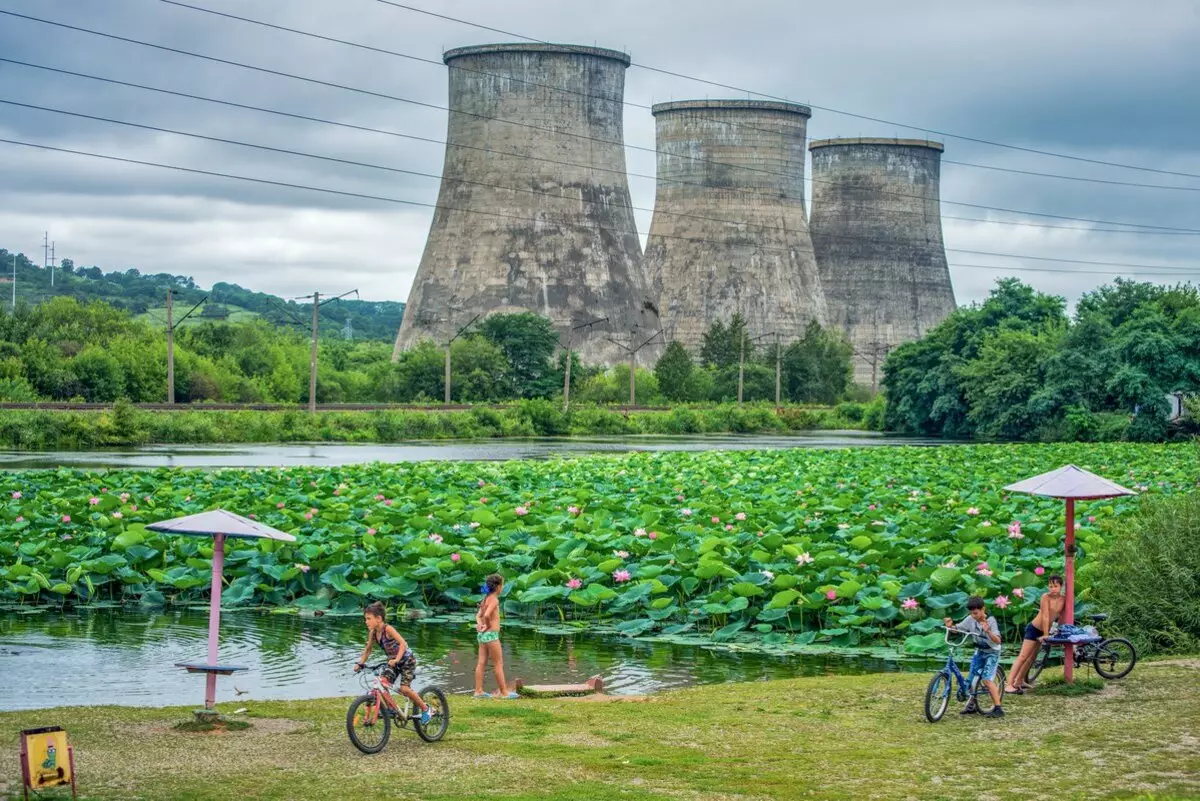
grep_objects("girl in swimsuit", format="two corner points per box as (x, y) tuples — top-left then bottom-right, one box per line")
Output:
(1006, 575), (1066, 693)
(474, 574), (517, 699)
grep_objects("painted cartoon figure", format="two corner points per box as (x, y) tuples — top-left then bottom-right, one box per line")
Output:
(41, 743), (56, 770)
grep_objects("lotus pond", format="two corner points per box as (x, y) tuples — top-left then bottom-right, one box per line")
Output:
(1, 443), (1196, 655)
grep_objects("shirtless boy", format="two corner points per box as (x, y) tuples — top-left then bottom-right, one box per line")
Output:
(1006, 574), (1065, 693)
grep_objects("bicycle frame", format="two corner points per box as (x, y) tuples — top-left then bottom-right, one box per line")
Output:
(360, 672), (414, 725)
(939, 630), (976, 701)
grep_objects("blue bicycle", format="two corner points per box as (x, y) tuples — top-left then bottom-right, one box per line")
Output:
(924, 627), (1007, 723)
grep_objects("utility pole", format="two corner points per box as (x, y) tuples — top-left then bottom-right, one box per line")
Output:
(165, 290), (208, 403)
(296, 288), (359, 414)
(559, 317), (607, 411)
(607, 327), (663, 408)
(775, 332), (782, 408)
(42, 232), (48, 286)
(443, 313), (480, 404)
(49, 241), (55, 288)
(10, 252), (15, 311)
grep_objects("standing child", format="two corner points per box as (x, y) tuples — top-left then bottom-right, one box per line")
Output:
(474, 574), (517, 699)
(945, 596), (1005, 718)
(1005, 574), (1065, 694)
(355, 601), (432, 724)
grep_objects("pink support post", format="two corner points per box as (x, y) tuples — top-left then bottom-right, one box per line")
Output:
(205, 532), (226, 708)
(1063, 499), (1075, 683)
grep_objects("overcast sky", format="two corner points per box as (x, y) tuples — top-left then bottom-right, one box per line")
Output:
(0, 0), (1197, 310)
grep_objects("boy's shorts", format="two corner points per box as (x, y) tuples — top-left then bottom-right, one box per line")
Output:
(970, 651), (1000, 682)
(383, 650), (417, 687)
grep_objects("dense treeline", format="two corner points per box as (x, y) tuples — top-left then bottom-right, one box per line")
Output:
(884, 278), (1200, 442)
(0, 248), (404, 340)
(0, 296), (862, 410)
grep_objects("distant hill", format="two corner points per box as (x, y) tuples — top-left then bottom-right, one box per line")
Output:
(0, 247), (404, 341)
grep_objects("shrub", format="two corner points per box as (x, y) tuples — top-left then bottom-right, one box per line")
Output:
(1089, 493), (1200, 655)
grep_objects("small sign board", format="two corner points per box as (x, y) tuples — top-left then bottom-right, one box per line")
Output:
(19, 726), (76, 800)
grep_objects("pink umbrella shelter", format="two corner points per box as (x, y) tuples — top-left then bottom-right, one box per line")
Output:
(147, 510), (296, 713)
(1003, 465), (1135, 682)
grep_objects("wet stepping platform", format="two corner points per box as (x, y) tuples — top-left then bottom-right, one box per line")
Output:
(514, 675), (604, 697)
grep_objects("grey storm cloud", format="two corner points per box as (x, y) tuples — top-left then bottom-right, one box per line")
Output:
(0, 0), (1196, 303)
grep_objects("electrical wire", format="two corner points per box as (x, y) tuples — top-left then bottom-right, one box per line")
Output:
(372, 0), (1200, 182)
(2, 135), (1195, 279)
(157, 0), (1200, 193)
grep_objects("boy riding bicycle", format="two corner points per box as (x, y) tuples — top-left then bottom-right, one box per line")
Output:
(355, 601), (432, 725)
(945, 596), (1005, 718)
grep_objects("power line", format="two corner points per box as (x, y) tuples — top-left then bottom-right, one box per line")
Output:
(372, 0), (1200, 183)
(157, 0), (1200, 194)
(17, 98), (1198, 252)
(2, 59), (1196, 238)
(3, 135), (1195, 279)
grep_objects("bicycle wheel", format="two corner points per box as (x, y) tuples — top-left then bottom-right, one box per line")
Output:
(971, 668), (1003, 714)
(1027, 644), (1050, 683)
(1093, 637), (1137, 680)
(924, 672), (951, 723)
(347, 694), (391, 754)
(415, 686), (450, 742)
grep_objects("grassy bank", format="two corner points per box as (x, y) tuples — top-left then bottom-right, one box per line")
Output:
(0, 401), (869, 450)
(1, 663), (1196, 800)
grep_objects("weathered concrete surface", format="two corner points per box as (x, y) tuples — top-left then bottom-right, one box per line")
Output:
(393, 43), (660, 366)
(808, 138), (958, 389)
(644, 100), (827, 353)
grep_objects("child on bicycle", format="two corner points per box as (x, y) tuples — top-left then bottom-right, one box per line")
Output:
(944, 596), (1005, 718)
(355, 601), (432, 724)
(474, 574), (518, 699)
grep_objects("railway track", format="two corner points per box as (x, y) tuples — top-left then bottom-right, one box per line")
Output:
(0, 402), (674, 412)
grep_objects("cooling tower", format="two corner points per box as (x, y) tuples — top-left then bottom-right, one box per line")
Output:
(644, 100), (827, 353)
(808, 138), (957, 390)
(392, 43), (660, 366)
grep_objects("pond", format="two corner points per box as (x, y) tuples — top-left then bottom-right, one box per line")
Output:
(0, 609), (929, 711)
(0, 431), (947, 470)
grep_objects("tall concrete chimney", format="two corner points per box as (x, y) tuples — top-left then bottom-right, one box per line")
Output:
(808, 138), (957, 390)
(644, 100), (827, 354)
(393, 43), (660, 365)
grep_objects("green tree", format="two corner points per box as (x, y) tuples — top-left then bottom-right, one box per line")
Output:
(699, 313), (750, 369)
(654, 340), (695, 401)
(478, 313), (560, 398)
(72, 346), (126, 401)
(782, 321), (853, 404)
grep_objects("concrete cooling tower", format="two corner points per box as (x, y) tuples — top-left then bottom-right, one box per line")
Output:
(644, 100), (827, 353)
(808, 138), (957, 390)
(392, 43), (660, 366)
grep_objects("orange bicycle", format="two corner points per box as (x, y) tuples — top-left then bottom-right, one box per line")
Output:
(346, 661), (450, 754)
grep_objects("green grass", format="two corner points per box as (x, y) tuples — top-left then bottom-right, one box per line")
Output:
(2, 663), (1196, 800)
(1036, 675), (1106, 696)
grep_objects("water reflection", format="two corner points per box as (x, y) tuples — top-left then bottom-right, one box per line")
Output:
(0, 432), (948, 470)
(0, 609), (926, 711)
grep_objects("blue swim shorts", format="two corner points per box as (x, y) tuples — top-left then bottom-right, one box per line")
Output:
(970, 651), (1000, 682)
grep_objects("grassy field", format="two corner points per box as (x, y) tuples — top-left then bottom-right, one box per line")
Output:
(2, 662), (1196, 801)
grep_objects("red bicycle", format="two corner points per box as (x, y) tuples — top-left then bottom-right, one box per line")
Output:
(346, 662), (450, 754)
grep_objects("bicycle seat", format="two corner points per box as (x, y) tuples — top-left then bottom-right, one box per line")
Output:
(1088, 613), (1108, 622)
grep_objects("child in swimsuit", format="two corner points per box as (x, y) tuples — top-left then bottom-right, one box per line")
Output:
(355, 601), (431, 724)
(1006, 574), (1065, 693)
(474, 574), (517, 699)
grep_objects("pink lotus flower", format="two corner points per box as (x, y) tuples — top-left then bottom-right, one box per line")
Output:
(681, 508), (692, 517)
(277, 502), (285, 509)
(310, 507), (318, 515)
(89, 497), (100, 506)
(11, 491), (21, 499)
(480, 497), (489, 504)
(478, 479), (486, 488)
(1013, 587), (1025, 598)
(1008, 521), (1023, 539)
(837, 523), (850, 530)
(1035, 566), (1045, 576)
(101, 488), (108, 493)
(648, 531), (658, 540)
(825, 590), (837, 601)
(761, 570), (775, 580)
(14, 516), (23, 522)
(119, 493), (130, 503)
(1074, 522), (1081, 530)
(612, 569), (631, 583)
(868, 504), (876, 511)
(796, 552), (814, 565)
(248, 513), (255, 519)
(995, 595), (1010, 609)
(634, 528), (647, 537)
(112, 511), (123, 519)
(981, 521), (993, 528)
(1088, 515), (1096, 523)
(756, 531), (764, 537)
(62, 515), (71, 523)
(384, 499), (393, 506)
(514, 506), (528, 516)
(469, 521), (481, 529)
(144, 495), (151, 502)
(130, 505), (138, 512)
(725, 524), (734, 531)
(451, 553), (461, 562)
(967, 507), (980, 516)
(429, 533), (443, 544)
(735, 512), (746, 521)
(375, 494), (385, 501)
(676, 494), (685, 502)
(61, 534), (72, 540)
(978, 568), (993, 577)
(366, 528), (376, 536)
(566, 578), (583, 590)
(872, 520), (886, 527)
(920, 505), (927, 511)
(613, 550), (629, 559)
(711, 516), (720, 524)
(902, 598), (920, 610)
(296, 563), (310, 573)
(568, 505), (580, 515)
(304, 513), (313, 520)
